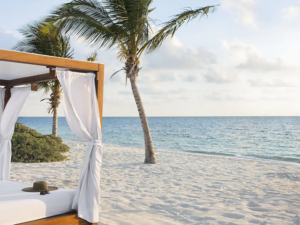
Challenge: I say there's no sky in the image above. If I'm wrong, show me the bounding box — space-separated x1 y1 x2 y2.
1 0 300 117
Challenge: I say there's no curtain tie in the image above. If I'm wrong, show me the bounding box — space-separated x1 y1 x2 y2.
89 140 101 145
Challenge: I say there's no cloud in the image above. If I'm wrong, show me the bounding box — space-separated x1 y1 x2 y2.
138 73 177 84
140 37 243 85
204 66 242 84
282 5 300 20
281 4 300 28
221 0 257 27
180 74 198 82
0 28 20 50
118 90 131 95
238 56 285 72
139 34 243 85
142 37 217 71
204 89 300 103
154 73 177 82
259 95 299 102
139 86 186 96
223 40 286 72
109 72 126 84
204 91 248 101
104 95 133 105
248 79 299 87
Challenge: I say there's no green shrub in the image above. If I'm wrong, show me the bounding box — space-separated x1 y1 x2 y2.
11 122 70 163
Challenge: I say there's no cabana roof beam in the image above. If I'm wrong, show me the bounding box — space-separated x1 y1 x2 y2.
0 49 99 71
6 67 57 87
0 68 98 87
0 80 8 86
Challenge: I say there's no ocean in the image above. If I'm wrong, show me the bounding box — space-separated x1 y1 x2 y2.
17 117 300 164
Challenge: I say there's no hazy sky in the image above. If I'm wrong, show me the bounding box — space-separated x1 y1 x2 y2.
1 0 300 117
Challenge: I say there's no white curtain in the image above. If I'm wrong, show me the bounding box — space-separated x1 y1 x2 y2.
0 86 31 181
57 71 102 223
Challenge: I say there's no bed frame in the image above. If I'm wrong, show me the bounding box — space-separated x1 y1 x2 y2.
18 212 97 225
0 49 104 225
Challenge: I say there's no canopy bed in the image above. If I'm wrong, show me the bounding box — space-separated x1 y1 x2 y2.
0 49 104 225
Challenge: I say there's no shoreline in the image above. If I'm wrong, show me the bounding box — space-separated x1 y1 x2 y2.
63 139 300 166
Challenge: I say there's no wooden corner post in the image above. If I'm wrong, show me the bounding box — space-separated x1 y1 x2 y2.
4 86 12 109
95 64 104 128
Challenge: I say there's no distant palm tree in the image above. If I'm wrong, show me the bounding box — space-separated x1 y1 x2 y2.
14 21 74 136
47 0 217 163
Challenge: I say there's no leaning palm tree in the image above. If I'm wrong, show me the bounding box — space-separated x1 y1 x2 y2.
47 0 217 163
14 21 74 136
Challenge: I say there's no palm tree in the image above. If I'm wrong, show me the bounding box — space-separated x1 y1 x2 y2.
47 0 217 163
38 81 62 137
14 21 74 136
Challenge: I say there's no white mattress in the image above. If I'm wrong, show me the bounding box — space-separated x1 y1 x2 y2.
0 181 75 225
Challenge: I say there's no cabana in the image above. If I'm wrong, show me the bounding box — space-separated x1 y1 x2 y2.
0 49 104 225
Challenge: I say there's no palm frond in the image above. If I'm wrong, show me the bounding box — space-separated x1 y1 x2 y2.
139 5 218 55
14 21 74 58
116 45 128 62
37 82 52 94
47 0 129 53
86 51 98 61
110 68 125 79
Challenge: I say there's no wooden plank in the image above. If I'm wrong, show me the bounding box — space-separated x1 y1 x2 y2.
96 63 105 128
1 68 55 86
17 212 97 225
4 67 103 87
0 79 8 86
0 49 102 72
8 73 57 86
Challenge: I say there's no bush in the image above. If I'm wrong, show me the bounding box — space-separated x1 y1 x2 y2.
11 122 70 163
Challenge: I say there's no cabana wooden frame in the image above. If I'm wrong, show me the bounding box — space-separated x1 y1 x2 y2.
0 49 104 225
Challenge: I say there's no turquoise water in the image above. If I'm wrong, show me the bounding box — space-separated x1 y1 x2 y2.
17 117 300 163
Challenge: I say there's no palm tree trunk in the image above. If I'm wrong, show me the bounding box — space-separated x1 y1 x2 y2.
52 107 58 136
52 81 61 137
130 74 157 164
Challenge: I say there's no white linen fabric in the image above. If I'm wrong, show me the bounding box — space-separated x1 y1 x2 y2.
0 181 75 225
57 70 102 223
0 86 31 181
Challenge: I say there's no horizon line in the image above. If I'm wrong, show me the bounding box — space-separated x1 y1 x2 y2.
18 116 300 118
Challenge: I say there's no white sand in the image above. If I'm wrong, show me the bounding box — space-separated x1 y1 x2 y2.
10 140 300 225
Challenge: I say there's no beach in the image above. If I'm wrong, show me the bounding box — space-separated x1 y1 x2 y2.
10 140 300 225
